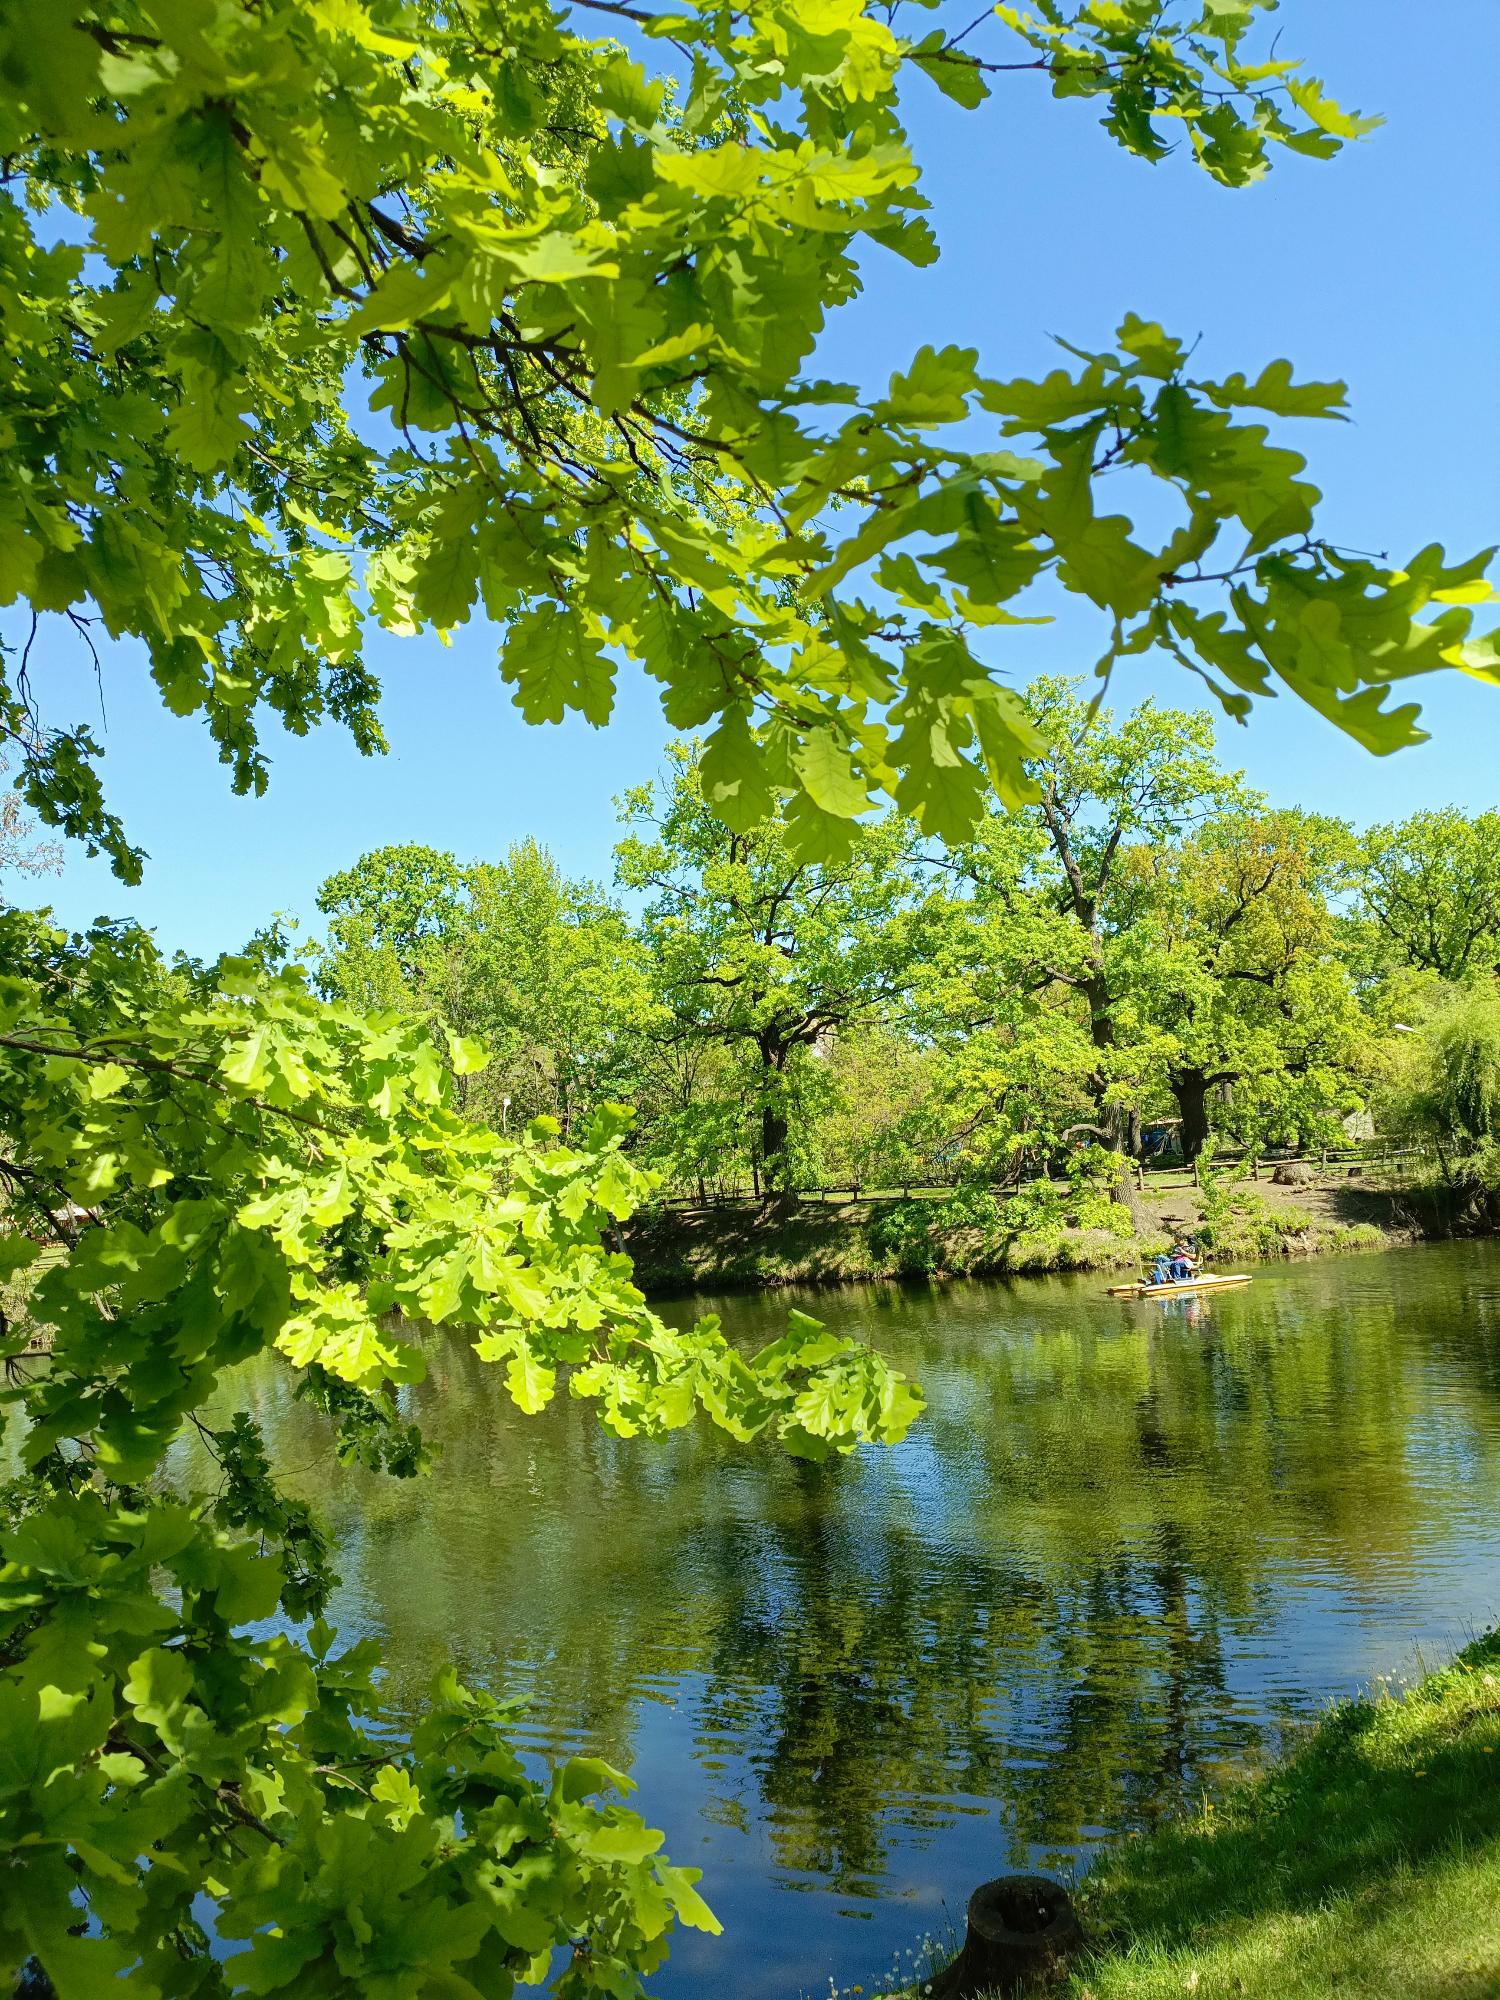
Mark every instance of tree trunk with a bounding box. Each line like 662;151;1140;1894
929;1876;1082;1999
1170;1068;1213;1166
760;1100;790;1190
1083;986;1134;1148
1079;981;1148;1224
1111;1145;1148;1230
1064;1117;1146;1227
1121;1102;1142;1161
757;1031;792;1192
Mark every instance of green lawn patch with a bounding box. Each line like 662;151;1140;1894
1053;1629;1500;2000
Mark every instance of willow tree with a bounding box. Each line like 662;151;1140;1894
0;757;63;885
1390;985;1500;1204
1;3;1496;1997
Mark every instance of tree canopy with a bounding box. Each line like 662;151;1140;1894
316;836;655;1132
305;704;1452;1196
616;745;925;1187
1119;808;1366;1160
1354;810;1500;984
1;5;1494;1996
316;843;472;1003
2;0;1496;886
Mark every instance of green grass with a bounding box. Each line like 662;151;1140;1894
819;1636;1500;2000
1038;1630;1500;2000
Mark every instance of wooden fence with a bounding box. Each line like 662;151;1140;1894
650;1139;1428;1214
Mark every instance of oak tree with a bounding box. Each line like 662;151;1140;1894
616;746;923;1188
1;1;1494;880
1122;809;1365;1160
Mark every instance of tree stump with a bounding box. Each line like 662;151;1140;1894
927;1876;1083;1999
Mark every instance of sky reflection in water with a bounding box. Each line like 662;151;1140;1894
180;1241;1500;1998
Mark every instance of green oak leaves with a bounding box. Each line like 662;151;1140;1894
985;0;1382;180
0;910;920;1995
0;3;1491;1990
1;1;1492;877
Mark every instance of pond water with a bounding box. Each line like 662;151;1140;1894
189;1241;1500;1998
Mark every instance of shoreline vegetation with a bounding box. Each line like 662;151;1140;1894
839;1630;1500;2000
626;1159;1460;1298
1043;1628;1500;2000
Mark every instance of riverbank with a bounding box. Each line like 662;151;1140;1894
626;1167;1449;1296
1044;1627;1500;2000
846;1630;1500;2000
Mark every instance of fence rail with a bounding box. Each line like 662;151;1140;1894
648;1140;1429;1214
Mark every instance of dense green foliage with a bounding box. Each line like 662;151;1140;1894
615;748;924;1189
0;904;920;1998
1353;809;1500;982
2;0;1496;878
1385;984;1500;1210
0;1;1494;1994
316;839;653;1135
311;688;1462;1196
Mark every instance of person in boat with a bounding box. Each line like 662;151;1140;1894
1169;1240;1199;1282
1150;1252;1173;1286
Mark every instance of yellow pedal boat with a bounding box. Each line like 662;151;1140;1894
1107;1272;1253;1299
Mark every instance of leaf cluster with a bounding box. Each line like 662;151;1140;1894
0;3;1491;880
0;907;921;1995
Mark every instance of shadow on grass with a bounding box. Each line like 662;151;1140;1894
626;1196;887;1293
1069;1630;1500;1996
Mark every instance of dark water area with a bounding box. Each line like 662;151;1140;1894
181;1242;1500;1998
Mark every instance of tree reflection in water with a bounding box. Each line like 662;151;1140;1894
173;1242;1500;1995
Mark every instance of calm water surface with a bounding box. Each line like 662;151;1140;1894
193;1242;1500;1997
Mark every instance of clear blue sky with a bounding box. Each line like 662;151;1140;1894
6;0;1498;958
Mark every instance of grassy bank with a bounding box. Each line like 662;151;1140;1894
829;1633;1500;2000
625;1167;1438;1296
1047;1628;1500;2000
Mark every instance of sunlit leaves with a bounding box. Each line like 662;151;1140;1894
700;705;780;831
0;908;921;1993
1;0;1485;882
990;0;1381;183
504;601;616;727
